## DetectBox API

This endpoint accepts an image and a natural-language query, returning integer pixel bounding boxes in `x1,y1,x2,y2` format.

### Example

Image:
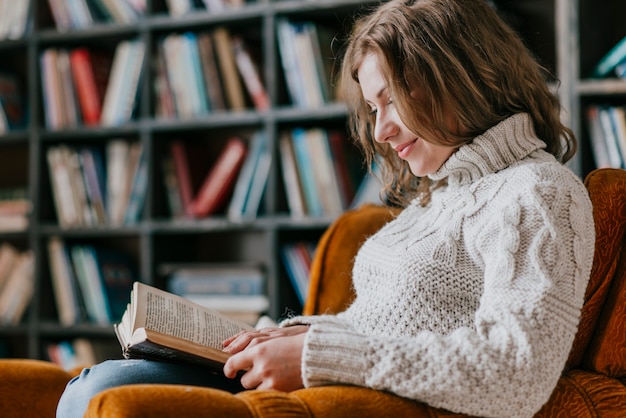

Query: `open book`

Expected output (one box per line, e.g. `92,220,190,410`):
115,281,257,371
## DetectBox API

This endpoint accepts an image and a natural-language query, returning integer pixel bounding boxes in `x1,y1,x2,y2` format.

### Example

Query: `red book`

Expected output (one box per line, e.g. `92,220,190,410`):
69,48,112,126
170,140,195,218
190,138,248,218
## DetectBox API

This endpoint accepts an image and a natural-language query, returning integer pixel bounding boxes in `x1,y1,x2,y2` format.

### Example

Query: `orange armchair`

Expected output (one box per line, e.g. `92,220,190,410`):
2,168,626,418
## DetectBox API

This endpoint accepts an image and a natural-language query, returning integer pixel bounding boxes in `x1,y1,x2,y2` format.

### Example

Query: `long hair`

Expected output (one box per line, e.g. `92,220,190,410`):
340,0,576,207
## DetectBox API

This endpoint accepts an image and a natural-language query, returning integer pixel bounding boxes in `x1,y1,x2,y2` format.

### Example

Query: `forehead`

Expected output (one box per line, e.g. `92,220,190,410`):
358,54,387,101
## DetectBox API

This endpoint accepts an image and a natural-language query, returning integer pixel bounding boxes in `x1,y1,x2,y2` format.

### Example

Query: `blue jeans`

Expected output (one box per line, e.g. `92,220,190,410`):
56,359,243,418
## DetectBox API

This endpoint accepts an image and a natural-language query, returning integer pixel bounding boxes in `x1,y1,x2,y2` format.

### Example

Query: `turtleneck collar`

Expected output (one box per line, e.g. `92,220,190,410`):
428,113,547,187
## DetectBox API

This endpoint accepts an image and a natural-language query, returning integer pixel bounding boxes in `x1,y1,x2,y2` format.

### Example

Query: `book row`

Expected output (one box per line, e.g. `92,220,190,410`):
586,104,626,170
46,140,147,228
45,0,247,30
0,187,30,233
46,0,145,30
0,0,30,41
40,39,145,130
0,243,35,326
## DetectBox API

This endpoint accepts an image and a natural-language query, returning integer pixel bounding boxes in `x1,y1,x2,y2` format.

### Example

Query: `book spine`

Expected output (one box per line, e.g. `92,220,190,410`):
170,140,195,217
69,48,102,126
190,137,247,217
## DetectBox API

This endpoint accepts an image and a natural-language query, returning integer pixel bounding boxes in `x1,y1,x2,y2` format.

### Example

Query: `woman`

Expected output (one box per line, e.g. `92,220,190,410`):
57,1,595,417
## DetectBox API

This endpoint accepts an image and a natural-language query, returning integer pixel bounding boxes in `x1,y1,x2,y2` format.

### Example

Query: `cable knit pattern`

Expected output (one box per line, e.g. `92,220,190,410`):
281,114,595,418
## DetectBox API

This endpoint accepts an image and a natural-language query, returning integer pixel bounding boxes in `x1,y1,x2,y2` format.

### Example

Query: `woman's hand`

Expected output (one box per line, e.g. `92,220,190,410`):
222,326,309,391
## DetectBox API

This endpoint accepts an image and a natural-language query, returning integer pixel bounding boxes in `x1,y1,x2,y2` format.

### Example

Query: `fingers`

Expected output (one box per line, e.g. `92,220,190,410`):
223,330,272,354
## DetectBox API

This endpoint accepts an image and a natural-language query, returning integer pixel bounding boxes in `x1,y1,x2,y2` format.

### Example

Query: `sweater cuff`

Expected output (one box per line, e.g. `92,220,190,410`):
301,322,371,388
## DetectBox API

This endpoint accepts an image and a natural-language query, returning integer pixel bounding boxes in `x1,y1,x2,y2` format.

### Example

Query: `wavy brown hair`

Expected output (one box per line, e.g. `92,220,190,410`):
340,0,576,207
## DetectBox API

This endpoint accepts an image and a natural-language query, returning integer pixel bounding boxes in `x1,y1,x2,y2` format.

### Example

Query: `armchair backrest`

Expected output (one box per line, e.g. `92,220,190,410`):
566,168,626,376
306,169,626,379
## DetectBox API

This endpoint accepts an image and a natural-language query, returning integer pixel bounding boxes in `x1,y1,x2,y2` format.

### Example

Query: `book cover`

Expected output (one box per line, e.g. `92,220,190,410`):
170,140,196,218
278,132,306,217
47,237,83,326
0,72,26,130
0,250,34,325
70,245,110,324
161,154,185,219
197,31,226,111
232,36,269,111
591,35,626,78
212,26,246,111
69,48,113,126
124,144,148,224
182,32,210,116
227,131,268,221
106,139,130,225
55,49,81,128
290,128,324,216
190,137,247,217
79,147,108,225
88,246,136,323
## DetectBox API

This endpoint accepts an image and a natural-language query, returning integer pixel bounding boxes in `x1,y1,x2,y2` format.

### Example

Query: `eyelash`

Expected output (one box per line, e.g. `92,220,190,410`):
368,99,393,116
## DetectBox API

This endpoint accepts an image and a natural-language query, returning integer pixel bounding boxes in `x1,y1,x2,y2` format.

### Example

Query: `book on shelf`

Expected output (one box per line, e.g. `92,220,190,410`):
46,140,146,228
48,236,85,326
0,0,31,40
161,261,269,324
154,42,177,119
106,140,147,225
160,32,209,119
114,281,257,370
100,39,145,126
590,35,626,78
0,72,27,132
197,31,226,111
169,140,196,218
163,263,266,297
288,127,355,217
79,147,108,225
276,19,334,108
280,242,315,305
227,131,271,221
278,132,306,217
350,163,385,209
0,248,35,325
49,0,137,30
123,143,148,224
212,26,246,111
70,243,136,325
597,106,623,168
161,154,186,219
189,137,248,218
0,187,31,232
47,145,84,228
69,47,113,126
232,36,269,111
47,338,121,371
96,0,140,25
0,243,19,294
165,0,195,17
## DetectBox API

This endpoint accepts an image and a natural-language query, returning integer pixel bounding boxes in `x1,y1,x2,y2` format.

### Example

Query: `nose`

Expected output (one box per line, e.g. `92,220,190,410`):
373,109,398,144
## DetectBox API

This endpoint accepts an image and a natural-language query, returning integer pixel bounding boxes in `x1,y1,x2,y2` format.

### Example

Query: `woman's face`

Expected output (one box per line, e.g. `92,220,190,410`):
358,53,458,177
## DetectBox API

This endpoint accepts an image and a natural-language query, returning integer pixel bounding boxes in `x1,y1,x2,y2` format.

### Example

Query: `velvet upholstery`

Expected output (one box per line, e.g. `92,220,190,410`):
1,168,626,417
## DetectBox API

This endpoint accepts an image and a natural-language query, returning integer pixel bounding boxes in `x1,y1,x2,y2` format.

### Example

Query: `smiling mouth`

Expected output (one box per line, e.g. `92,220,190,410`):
395,139,418,158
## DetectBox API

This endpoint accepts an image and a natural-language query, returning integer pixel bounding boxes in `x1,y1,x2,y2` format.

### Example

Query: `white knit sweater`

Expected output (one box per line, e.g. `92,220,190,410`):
282,113,595,418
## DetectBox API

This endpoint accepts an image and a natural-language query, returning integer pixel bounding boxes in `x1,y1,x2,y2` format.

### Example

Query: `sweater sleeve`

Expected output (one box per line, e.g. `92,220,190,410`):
296,176,595,418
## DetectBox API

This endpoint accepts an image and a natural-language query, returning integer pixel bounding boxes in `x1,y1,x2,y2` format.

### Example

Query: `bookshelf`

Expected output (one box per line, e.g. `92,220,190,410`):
0,0,603,362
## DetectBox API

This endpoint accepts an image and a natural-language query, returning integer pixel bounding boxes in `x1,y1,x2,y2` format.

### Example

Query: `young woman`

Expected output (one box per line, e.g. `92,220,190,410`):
57,1,595,417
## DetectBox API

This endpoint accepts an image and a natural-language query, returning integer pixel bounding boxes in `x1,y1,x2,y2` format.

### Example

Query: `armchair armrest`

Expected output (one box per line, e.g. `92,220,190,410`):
0,359,74,418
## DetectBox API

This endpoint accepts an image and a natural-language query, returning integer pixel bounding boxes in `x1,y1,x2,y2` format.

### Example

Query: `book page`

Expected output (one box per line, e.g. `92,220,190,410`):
133,282,252,349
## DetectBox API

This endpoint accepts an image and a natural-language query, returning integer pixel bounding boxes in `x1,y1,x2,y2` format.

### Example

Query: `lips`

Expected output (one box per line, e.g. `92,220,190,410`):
394,139,418,159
